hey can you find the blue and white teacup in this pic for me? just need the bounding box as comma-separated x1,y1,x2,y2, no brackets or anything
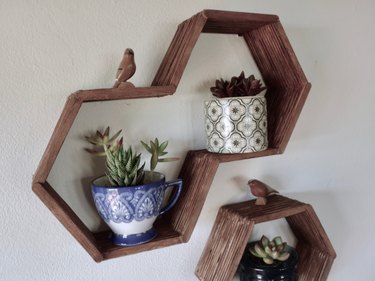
91,171,182,246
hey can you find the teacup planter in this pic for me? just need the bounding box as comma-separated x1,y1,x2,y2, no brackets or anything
205,95,268,153
85,127,181,246
92,172,182,246
205,72,268,153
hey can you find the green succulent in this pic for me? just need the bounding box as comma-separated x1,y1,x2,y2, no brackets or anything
141,138,180,172
85,126,122,156
85,127,179,187
104,141,145,186
85,126,145,187
249,235,290,265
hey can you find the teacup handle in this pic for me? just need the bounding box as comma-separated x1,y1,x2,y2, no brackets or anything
159,179,183,215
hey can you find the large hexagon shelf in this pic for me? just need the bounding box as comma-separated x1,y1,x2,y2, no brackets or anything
196,195,336,281
33,10,311,263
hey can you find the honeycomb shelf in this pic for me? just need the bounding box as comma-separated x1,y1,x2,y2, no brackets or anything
33,9,311,263
196,195,336,281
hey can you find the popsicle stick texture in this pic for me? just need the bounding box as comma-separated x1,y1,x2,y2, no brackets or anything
196,195,336,281
33,9,311,262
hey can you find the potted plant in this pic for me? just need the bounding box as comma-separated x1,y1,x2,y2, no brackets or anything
239,235,298,281
204,71,268,153
85,127,182,246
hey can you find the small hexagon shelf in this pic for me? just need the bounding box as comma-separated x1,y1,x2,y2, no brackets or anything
196,195,336,281
33,10,311,263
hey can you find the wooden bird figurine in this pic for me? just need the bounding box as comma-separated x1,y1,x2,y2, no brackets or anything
248,179,279,205
113,48,136,88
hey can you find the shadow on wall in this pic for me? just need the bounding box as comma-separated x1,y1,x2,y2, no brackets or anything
285,190,343,255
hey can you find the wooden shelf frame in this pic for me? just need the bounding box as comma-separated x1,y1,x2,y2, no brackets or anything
32,9,311,263
196,195,336,281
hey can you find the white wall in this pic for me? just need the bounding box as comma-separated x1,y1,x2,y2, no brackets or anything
1,0,374,280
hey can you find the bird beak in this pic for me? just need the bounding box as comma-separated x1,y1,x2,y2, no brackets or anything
248,179,257,185
125,48,134,55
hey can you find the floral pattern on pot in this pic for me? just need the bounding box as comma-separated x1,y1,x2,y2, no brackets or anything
206,101,223,122
224,99,246,121
93,187,164,223
215,118,235,138
204,96,268,153
91,172,183,246
209,132,225,151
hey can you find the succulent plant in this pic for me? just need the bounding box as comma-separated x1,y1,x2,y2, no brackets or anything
210,78,236,98
85,127,145,187
104,140,145,186
141,138,180,172
210,71,266,98
85,126,179,187
85,126,122,156
249,235,290,265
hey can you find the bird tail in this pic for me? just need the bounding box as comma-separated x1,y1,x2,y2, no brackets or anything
113,80,120,88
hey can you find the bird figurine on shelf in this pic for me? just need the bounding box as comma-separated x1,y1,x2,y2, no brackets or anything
248,179,279,205
113,48,136,88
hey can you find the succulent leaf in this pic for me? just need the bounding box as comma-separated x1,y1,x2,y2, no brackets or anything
150,140,158,156
141,138,179,172
278,252,290,261
158,157,180,162
151,151,158,171
270,250,279,259
159,140,168,153
254,243,267,258
261,235,270,248
249,247,262,258
263,257,274,265
140,140,152,153
154,138,159,149
107,129,122,145
273,236,283,246
276,243,286,253
265,246,272,256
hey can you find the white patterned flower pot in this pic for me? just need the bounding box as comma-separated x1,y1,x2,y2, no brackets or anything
204,96,268,153
91,171,182,246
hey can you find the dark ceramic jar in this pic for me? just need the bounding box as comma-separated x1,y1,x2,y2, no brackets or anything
239,242,298,281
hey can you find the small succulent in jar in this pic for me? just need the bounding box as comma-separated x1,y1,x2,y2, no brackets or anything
249,235,290,265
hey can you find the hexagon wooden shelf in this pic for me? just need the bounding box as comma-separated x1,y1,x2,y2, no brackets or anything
196,195,336,281
32,10,311,263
